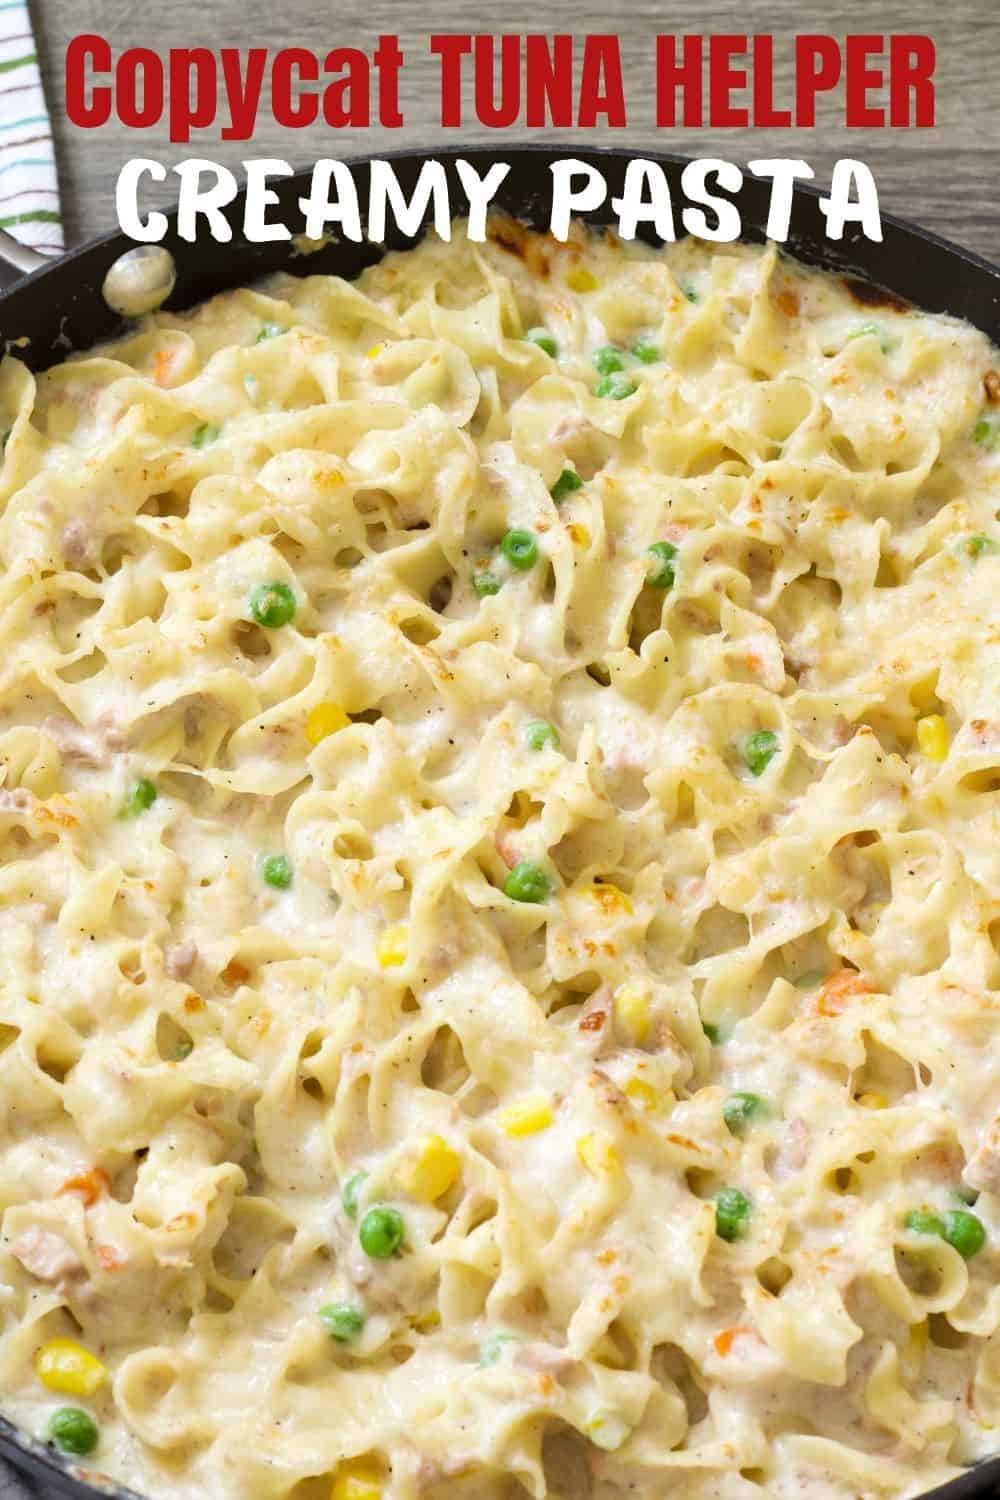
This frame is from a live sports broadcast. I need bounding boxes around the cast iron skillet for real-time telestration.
[0,145,997,1500]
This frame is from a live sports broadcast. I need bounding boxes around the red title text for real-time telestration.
[65,32,935,144]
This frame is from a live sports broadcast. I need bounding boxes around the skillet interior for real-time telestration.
[0,144,998,1500]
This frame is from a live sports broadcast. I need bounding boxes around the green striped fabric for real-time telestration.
[0,1,61,254]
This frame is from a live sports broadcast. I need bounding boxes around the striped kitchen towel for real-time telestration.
[0,0,61,255]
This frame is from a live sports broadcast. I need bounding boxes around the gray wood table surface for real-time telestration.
[2,0,999,1497]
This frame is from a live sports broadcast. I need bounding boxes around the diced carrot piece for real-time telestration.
[714,1326,754,1357]
[58,1167,110,1207]
[815,969,870,1016]
[152,348,175,387]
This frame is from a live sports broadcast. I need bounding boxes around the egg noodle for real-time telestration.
[0,220,999,1500]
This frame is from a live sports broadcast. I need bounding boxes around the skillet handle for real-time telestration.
[0,227,48,286]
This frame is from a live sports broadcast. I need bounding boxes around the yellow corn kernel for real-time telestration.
[35,1338,107,1397]
[398,1134,460,1202]
[567,267,598,293]
[857,1092,888,1109]
[567,522,591,548]
[916,714,948,762]
[497,1095,554,1137]
[576,1132,619,1175]
[614,983,649,1043]
[366,344,383,359]
[376,925,407,968]
[330,1461,383,1500]
[306,701,350,746]
[624,1077,658,1113]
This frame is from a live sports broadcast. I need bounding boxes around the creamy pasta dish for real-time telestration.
[0,219,999,1500]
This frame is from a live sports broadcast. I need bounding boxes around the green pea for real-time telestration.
[631,338,660,364]
[942,1208,987,1259]
[848,323,893,354]
[249,580,297,628]
[473,569,502,598]
[715,1187,752,1241]
[503,861,551,904]
[682,286,699,303]
[954,533,997,560]
[501,529,538,571]
[48,1407,98,1457]
[119,778,157,820]
[593,345,625,375]
[595,371,637,400]
[342,1171,368,1220]
[359,1205,405,1259]
[646,540,678,589]
[723,1092,767,1137]
[524,719,559,752]
[903,1207,946,1237]
[550,468,583,502]
[702,1022,722,1045]
[191,422,220,448]
[524,327,557,358]
[255,323,284,342]
[320,1302,366,1342]
[972,414,999,449]
[479,1332,520,1366]
[260,853,293,890]
[743,729,779,777]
